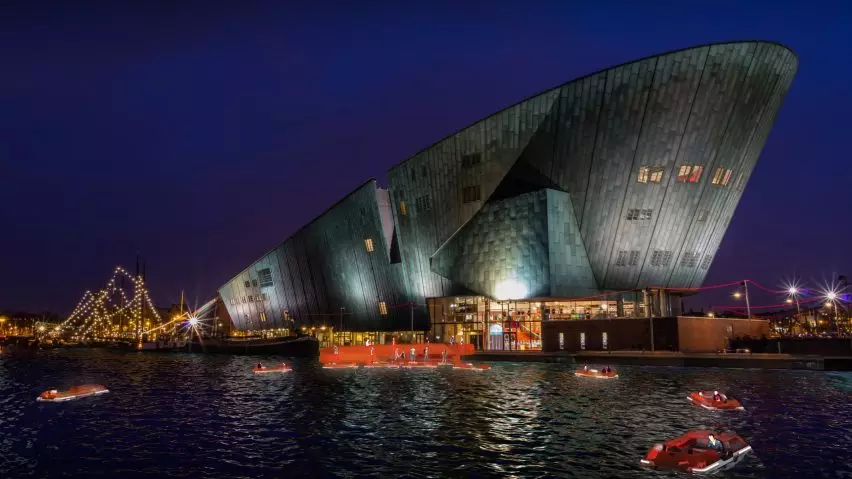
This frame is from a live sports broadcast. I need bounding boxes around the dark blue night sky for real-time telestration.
[2,1,850,313]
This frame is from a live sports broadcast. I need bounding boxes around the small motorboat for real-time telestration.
[574,367,618,379]
[37,384,109,402]
[252,363,291,374]
[640,429,752,474]
[687,391,744,411]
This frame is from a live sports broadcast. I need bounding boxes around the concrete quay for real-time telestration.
[462,350,852,371]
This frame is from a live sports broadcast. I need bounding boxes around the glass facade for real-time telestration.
[428,291,660,351]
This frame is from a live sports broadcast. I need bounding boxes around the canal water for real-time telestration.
[0,349,848,478]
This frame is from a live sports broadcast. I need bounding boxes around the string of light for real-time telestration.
[58,266,165,341]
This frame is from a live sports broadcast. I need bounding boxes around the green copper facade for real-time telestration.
[219,41,797,331]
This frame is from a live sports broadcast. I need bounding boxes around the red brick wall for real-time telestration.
[676,316,770,353]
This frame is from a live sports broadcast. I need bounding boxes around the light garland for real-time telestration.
[59,266,166,341]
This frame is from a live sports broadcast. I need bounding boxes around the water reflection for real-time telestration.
[0,350,848,478]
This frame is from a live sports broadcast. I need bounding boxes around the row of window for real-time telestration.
[230,296,389,318]
[649,250,673,267]
[626,208,712,223]
[615,250,712,269]
[229,294,268,305]
[615,250,640,267]
[626,209,652,221]
[242,268,275,289]
[415,195,431,212]
[639,164,740,187]
[637,166,664,184]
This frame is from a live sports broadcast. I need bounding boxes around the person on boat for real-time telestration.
[424,346,429,362]
[409,346,416,362]
[256,362,264,370]
[707,434,724,453]
[441,349,448,364]
[583,365,589,371]
[713,390,722,402]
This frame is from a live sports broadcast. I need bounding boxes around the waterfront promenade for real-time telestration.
[463,350,852,371]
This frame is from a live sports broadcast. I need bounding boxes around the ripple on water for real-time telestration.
[0,350,849,478]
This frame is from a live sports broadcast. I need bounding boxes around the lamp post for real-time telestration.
[733,282,751,319]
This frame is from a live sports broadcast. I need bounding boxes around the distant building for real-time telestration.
[216,41,797,350]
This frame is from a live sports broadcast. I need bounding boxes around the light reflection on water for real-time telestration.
[0,349,849,478]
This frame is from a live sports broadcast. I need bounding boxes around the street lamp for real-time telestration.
[732,281,751,319]
[825,291,840,333]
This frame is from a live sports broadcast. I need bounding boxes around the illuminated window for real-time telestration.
[259,312,267,322]
[378,301,388,316]
[649,167,664,183]
[399,201,408,216]
[462,185,481,203]
[696,209,709,222]
[364,238,374,252]
[711,168,733,186]
[677,165,703,183]
[638,166,650,183]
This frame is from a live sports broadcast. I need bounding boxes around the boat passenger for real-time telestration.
[707,434,723,453]
[713,390,722,402]
[256,362,264,370]
[583,365,588,371]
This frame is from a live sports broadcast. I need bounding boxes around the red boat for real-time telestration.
[252,363,291,374]
[37,384,109,402]
[574,367,618,379]
[640,429,752,474]
[687,391,744,411]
